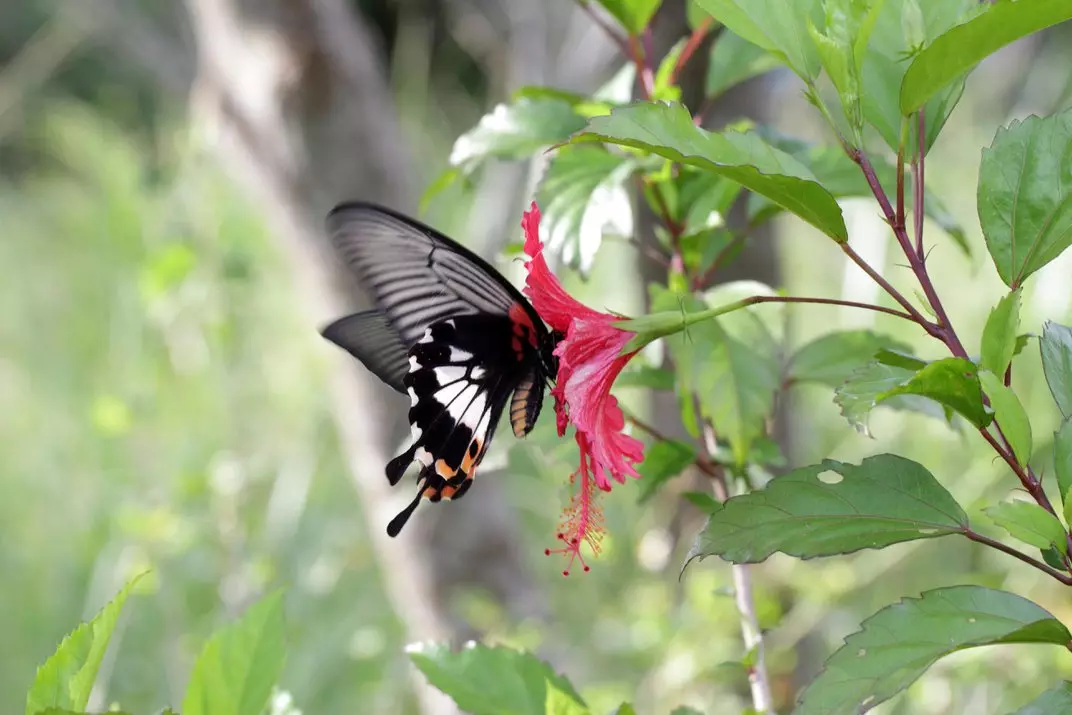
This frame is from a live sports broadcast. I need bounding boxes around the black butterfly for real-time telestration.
[321,203,562,537]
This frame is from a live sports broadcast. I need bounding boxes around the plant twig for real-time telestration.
[631,33,655,99]
[962,528,1072,585]
[701,422,775,715]
[913,109,926,258]
[840,242,939,334]
[669,18,712,87]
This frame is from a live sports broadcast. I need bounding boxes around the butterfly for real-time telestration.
[320,203,562,537]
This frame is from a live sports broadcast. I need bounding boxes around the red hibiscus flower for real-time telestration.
[521,202,645,574]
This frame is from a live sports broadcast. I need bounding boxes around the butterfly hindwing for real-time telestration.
[320,310,409,393]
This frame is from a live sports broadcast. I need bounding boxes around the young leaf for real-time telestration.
[860,0,977,154]
[706,31,781,99]
[788,330,912,388]
[1011,682,1072,715]
[594,0,662,34]
[448,98,587,175]
[1055,421,1072,508]
[794,586,1072,715]
[1041,322,1072,419]
[182,591,286,715]
[408,642,585,715]
[834,361,952,435]
[653,39,685,102]
[546,684,591,715]
[637,440,698,503]
[536,145,636,275]
[979,371,1033,465]
[25,574,145,715]
[901,0,1072,114]
[693,0,823,80]
[986,500,1067,554]
[573,102,848,241]
[981,290,1022,377]
[978,110,1072,288]
[877,357,991,428]
[688,454,968,565]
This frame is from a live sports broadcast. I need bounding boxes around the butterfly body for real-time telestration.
[320,203,560,535]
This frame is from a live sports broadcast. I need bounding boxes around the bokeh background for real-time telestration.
[2,1,1072,714]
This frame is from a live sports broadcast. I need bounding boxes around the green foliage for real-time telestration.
[26,575,144,715]
[1055,421,1072,509]
[183,591,287,715]
[1012,683,1072,715]
[794,586,1072,714]
[901,0,1072,114]
[690,454,968,564]
[636,440,698,503]
[978,110,1072,288]
[594,0,663,34]
[574,102,849,241]
[1041,322,1072,419]
[705,31,781,99]
[979,371,1033,465]
[986,501,1068,555]
[408,643,585,715]
[694,0,824,80]
[788,330,911,387]
[981,290,1022,377]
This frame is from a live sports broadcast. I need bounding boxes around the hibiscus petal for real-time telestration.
[521,202,598,333]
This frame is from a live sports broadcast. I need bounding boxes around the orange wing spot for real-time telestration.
[441,485,457,500]
[509,303,539,347]
[510,379,535,437]
[422,486,437,499]
[461,437,485,475]
[435,459,457,479]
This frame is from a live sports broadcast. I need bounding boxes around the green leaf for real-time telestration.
[546,684,591,715]
[860,0,977,154]
[1011,683,1072,715]
[637,440,698,503]
[653,39,685,103]
[682,491,723,513]
[613,704,638,715]
[182,591,287,715]
[536,145,636,275]
[409,643,585,715]
[689,454,968,565]
[449,98,587,174]
[26,574,145,715]
[694,0,823,80]
[670,709,706,715]
[986,500,1067,554]
[794,586,1072,715]
[1054,421,1072,509]
[616,365,675,390]
[594,0,662,34]
[878,357,991,428]
[979,110,1072,288]
[706,31,781,99]
[789,330,911,388]
[901,0,1072,114]
[981,290,1022,377]
[749,132,968,252]
[807,0,883,139]
[654,287,779,465]
[1041,322,1072,419]
[574,102,847,241]
[835,361,936,434]
[979,371,1033,465]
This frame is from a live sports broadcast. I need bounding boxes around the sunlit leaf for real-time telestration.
[573,102,848,241]
[877,357,990,428]
[449,98,587,173]
[979,371,1033,465]
[901,0,1072,114]
[183,591,286,715]
[546,684,591,715]
[979,110,1072,288]
[1041,322,1072,419]
[834,361,959,435]
[537,145,636,275]
[689,454,967,565]
[409,643,585,715]
[794,586,1072,714]
[1011,682,1072,715]
[595,0,662,34]
[981,290,1022,377]
[986,500,1067,554]
[26,574,145,715]
[693,0,823,80]
[789,330,911,388]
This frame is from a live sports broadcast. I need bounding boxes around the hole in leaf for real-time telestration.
[817,470,843,485]
[857,648,866,657]
[918,528,938,535]
[968,617,976,623]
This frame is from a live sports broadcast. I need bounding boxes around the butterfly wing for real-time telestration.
[321,203,553,536]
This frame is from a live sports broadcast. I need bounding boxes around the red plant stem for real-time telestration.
[632,33,655,99]
[913,110,926,257]
[896,142,906,233]
[840,242,940,335]
[962,529,1072,586]
[744,295,918,322]
[670,18,713,86]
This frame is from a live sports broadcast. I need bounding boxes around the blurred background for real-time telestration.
[2,1,1072,713]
